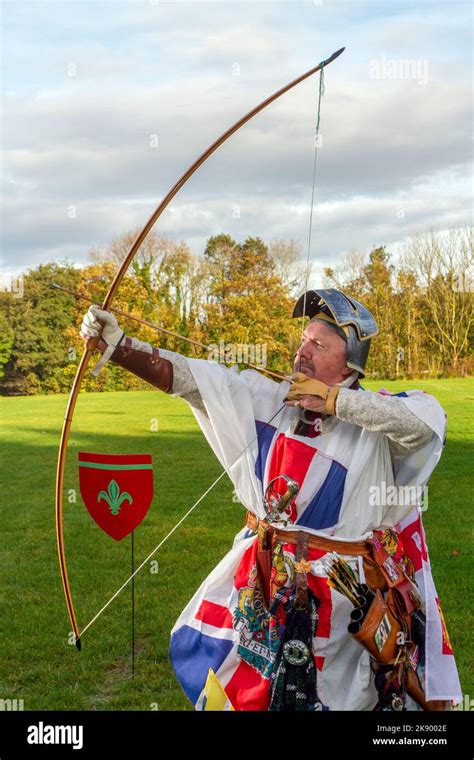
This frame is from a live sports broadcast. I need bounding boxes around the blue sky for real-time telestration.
[1,0,472,283]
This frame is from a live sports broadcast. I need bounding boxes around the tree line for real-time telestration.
[0,227,472,396]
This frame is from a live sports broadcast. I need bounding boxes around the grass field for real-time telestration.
[0,377,472,710]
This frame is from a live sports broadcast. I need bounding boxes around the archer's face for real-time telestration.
[294,320,352,386]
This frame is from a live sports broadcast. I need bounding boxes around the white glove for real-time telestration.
[80,305,124,348]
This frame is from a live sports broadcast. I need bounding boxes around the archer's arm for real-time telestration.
[80,306,206,411]
[334,387,433,455]
[104,339,207,413]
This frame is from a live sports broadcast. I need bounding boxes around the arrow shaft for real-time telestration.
[52,282,288,380]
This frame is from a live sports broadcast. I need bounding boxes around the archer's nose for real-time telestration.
[295,338,312,360]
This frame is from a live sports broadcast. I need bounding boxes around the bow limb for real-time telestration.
[55,47,345,650]
[56,347,95,650]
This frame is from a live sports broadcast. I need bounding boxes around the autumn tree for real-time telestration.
[201,234,298,372]
[0,263,81,395]
[402,229,473,374]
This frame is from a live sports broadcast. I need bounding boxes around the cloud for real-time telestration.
[1,0,472,276]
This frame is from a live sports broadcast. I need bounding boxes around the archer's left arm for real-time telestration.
[97,337,208,414]
[81,305,207,412]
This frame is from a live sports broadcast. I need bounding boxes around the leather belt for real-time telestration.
[246,510,373,557]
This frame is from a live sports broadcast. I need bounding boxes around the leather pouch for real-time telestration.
[362,556,388,592]
[352,589,402,664]
[390,577,423,619]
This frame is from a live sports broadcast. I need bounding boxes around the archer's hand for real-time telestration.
[80,306,124,348]
[284,395,328,413]
[283,372,340,415]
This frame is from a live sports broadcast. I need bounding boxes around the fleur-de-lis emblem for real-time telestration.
[97,480,133,516]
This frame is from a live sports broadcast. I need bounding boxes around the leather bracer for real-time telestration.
[97,336,173,392]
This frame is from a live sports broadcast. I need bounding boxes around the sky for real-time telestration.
[1,0,472,286]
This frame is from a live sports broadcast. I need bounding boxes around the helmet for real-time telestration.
[292,288,378,377]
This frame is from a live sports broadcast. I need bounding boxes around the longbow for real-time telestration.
[55,47,345,650]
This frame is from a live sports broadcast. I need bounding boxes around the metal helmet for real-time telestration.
[292,288,378,377]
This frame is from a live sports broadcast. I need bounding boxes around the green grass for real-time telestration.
[0,377,472,710]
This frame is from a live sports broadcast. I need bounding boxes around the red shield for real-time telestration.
[78,452,154,541]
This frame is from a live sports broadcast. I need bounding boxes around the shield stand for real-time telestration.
[131,530,135,679]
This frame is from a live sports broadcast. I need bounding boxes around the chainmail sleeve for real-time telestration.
[158,348,208,416]
[335,387,433,456]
